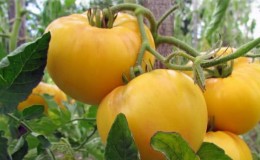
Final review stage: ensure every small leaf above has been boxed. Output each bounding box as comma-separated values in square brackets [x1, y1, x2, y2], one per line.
[11, 136, 29, 160]
[196, 142, 232, 160]
[22, 105, 45, 120]
[37, 135, 51, 149]
[105, 113, 139, 160]
[150, 131, 199, 160]
[0, 131, 12, 160]
[0, 32, 51, 114]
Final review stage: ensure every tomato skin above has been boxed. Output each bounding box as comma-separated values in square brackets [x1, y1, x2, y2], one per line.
[97, 69, 208, 160]
[17, 82, 67, 113]
[204, 131, 252, 160]
[204, 63, 260, 134]
[46, 12, 155, 105]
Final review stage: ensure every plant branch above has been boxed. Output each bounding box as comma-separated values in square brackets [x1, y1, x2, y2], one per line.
[156, 35, 200, 57]
[6, 113, 33, 132]
[156, 5, 179, 32]
[202, 37, 260, 67]
[9, 0, 24, 51]
[104, 3, 157, 34]
[245, 53, 260, 58]
[135, 12, 149, 66]
[46, 148, 56, 160]
[0, 33, 10, 38]
[74, 125, 97, 151]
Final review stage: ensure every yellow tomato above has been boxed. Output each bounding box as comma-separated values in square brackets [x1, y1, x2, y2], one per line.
[46, 12, 155, 105]
[204, 63, 260, 134]
[97, 69, 208, 160]
[17, 82, 67, 113]
[204, 131, 252, 160]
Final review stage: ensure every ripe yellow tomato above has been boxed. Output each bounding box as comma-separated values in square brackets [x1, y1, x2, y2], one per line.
[46, 12, 155, 105]
[17, 82, 67, 113]
[204, 131, 252, 160]
[204, 63, 260, 134]
[97, 69, 208, 160]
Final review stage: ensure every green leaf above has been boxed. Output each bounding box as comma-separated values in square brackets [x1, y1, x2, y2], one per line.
[29, 117, 59, 134]
[37, 135, 51, 149]
[105, 113, 139, 160]
[0, 32, 51, 114]
[0, 131, 11, 160]
[22, 105, 45, 120]
[150, 131, 199, 160]
[204, 0, 230, 43]
[196, 142, 232, 160]
[11, 136, 29, 160]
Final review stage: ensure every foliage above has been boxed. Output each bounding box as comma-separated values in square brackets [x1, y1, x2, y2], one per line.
[174, 0, 257, 50]
[0, 0, 259, 159]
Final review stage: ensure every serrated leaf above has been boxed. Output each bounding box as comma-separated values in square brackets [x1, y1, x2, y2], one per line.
[0, 32, 51, 114]
[105, 113, 139, 160]
[22, 105, 44, 120]
[0, 131, 12, 160]
[196, 142, 232, 160]
[150, 131, 199, 160]
[204, 0, 230, 43]
[12, 136, 29, 160]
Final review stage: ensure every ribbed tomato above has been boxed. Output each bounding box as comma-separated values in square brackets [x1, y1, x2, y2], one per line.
[45, 12, 155, 105]
[204, 62, 260, 134]
[204, 131, 252, 160]
[97, 69, 208, 160]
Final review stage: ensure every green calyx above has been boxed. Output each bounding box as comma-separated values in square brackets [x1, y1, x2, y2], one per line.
[87, 8, 117, 28]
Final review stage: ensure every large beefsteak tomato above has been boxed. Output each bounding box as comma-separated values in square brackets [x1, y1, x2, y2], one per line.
[46, 12, 155, 105]
[97, 69, 208, 160]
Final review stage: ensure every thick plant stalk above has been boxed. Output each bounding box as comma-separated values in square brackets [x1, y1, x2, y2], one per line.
[9, 0, 23, 51]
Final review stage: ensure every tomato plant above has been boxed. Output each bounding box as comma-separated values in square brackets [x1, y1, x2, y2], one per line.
[204, 131, 253, 160]
[1, 1, 260, 160]
[97, 69, 208, 160]
[17, 82, 67, 114]
[45, 12, 155, 105]
[204, 62, 260, 134]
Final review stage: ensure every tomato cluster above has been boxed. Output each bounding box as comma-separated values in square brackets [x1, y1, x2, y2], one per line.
[42, 9, 259, 159]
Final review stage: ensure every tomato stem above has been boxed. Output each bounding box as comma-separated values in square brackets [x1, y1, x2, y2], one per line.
[105, 3, 157, 33]
[156, 5, 179, 33]
[201, 37, 260, 68]
[9, 0, 24, 51]
[6, 113, 33, 133]
[74, 125, 97, 151]
[165, 50, 196, 63]
[135, 13, 149, 66]
[156, 35, 200, 57]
